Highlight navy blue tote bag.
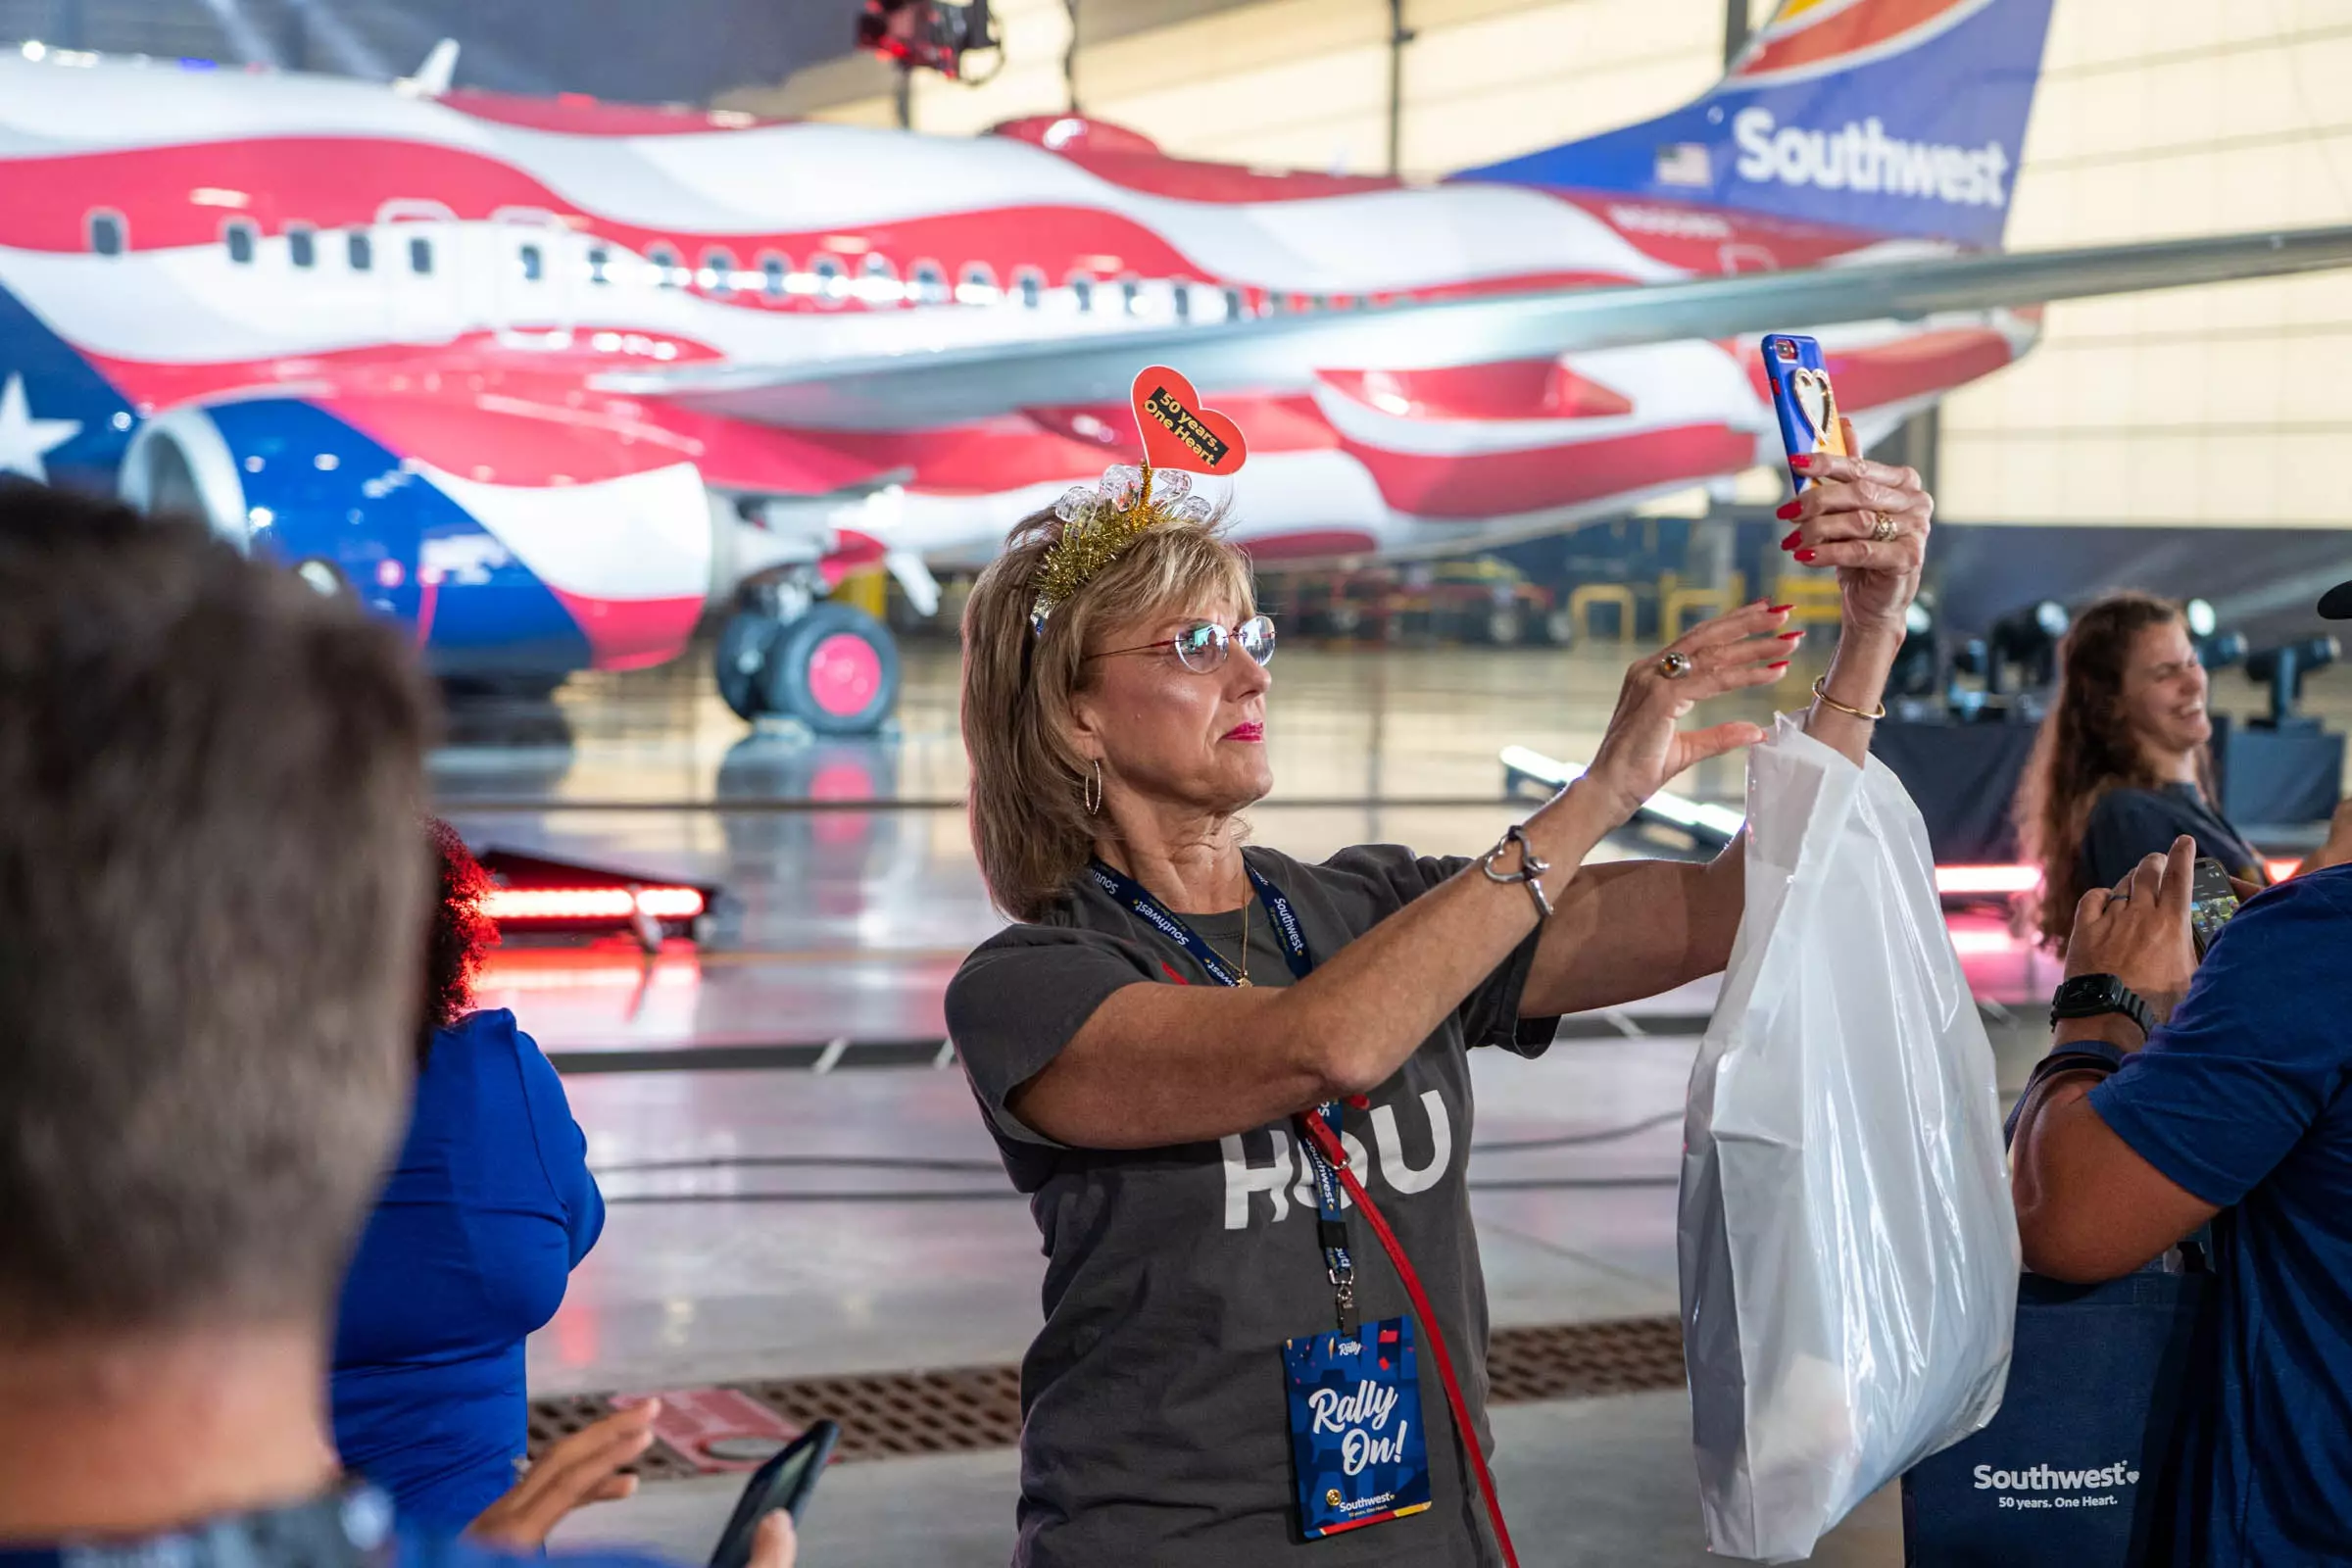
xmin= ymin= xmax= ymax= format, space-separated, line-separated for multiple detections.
xmin=1900 ymin=1254 xmax=2213 ymax=1565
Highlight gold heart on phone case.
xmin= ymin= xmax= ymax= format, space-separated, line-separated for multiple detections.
xmin=1790 ymin=367 xmax=1838 ymax=452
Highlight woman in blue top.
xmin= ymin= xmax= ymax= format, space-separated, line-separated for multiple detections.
xmin=332 ymin=821 xmax=607 ymax=1532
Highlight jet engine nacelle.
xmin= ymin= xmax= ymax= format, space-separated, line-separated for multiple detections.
xmin=119 ymin=395 xmax=714 ymax=679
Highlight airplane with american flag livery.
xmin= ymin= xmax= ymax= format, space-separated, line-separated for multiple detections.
xmin=4 ymin=0 xmax=2348 ymax=730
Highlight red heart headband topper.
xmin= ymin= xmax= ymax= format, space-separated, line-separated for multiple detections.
xmin=1131 ymin=365 xmax=1249 ymax=476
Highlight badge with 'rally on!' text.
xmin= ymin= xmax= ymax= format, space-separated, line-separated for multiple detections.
xmin=1283 ymin=1315 xmax=1432 ymax=1539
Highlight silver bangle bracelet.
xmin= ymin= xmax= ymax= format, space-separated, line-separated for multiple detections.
xmin=1478 ymin=823 xmax=1554 ymax=921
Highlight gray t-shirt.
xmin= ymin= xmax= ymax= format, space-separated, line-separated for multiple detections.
xmin=945 ymin=842 xmax=1559 ymax=1568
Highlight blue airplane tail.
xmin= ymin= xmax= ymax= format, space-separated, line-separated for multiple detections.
xmin=1456 ymin=0 xmax=2058 ymax=248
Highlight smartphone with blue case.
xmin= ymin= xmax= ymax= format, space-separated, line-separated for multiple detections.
xmin=1761 ymin=333 xmax=1846 ymax=492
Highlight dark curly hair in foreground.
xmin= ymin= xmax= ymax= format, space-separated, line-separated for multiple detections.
xmin=421 ymin=818 xmax=500 ymax=1061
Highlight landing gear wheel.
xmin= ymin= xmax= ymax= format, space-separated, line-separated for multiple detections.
xmin=715 ymin=609 xmax=785 ymax=720
xmin=759 ymin=603 xmax=901 ymax=736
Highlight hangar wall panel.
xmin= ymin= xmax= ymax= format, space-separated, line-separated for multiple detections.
xmin=1937 ymin=3 xmax=2352 ymax=528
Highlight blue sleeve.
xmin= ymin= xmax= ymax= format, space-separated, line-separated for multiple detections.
xmin=508 ymin=1020 xmax=605 ymax=1266
xmin=2088 ymin=869 xmax=2352 ymax=1207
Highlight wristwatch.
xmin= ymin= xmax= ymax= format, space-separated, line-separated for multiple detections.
xmin=2048 ymin=973 xmax=2154 ymax=1042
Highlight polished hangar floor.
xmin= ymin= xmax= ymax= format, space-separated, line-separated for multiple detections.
xmin=439 ymin=636 xmax=2141 ymax=1567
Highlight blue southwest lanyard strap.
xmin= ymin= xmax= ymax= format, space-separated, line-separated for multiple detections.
xmin=1086 ymin=857 xmax=1521 ymax=1561
xmin=1087 ymin=858 xmax=1358 ymax=1332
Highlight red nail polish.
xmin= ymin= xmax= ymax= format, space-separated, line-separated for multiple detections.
xmin=1779 ymin=630 xmax=1804 ymax=641
xmin=1794 ymin=549 xmax=1818 ymax=564
xmin=1768 ymin=660 xmax=1791 ymax=671
xmin=1788 ymin=454 xmax=1812 ymax=468
xmin=1768 ymin=603 xmax=1794 ymax=613
xmin=1775 ymin=502 xmax=1802 ymax=521
xmin=1780 ymin=529 xmax=1802 ymax=550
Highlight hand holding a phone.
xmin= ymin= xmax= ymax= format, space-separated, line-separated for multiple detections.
xmin=468 ymin=1399 xmax=660 ymax=1550
xmin=2063 ymin=836 xmax=2201 ymax=1031
xmin=1778 ymin=416 xmax=1933 ymax=646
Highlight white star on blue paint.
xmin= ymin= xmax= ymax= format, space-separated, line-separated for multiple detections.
xmin=0 ymin=374 xmax=80 ymax=482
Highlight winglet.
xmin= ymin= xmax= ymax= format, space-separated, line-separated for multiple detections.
xmin=396 ymin=38 xmax=459 ymax=97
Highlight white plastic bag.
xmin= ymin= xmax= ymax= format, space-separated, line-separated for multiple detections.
xmin=1680 ymin=716 xmax=2019 ymax=1562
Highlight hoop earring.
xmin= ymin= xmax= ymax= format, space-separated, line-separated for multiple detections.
xmin=1084 ymin=759 xmax=1103 ymax=816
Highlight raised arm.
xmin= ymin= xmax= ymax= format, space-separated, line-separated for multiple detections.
xmin=1007 ymin=609 xmax=1793 ymax=1150
xmin=1519 ymin=419 xmax=1933 ymax=1016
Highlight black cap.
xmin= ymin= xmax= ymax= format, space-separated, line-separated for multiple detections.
xmin=2323 ymin=580 xmax=2352 ymax=621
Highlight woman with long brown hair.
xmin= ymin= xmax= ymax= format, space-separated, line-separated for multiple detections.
xmin=2012 ymin=591 xmax=2352 ymax=953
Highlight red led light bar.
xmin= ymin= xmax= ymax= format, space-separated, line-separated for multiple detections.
xmin=1934 ymin=864 xmax=2039 ymax=896
xmin=485 ymin=885 xmax=708 ymax=923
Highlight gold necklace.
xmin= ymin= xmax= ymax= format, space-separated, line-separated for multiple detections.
xmin=1213 ymin=895 xmax=1252 ymax=986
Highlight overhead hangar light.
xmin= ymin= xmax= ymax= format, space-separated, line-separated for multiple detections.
xmin=2184 ymin=597 xmax=2218 ymax=638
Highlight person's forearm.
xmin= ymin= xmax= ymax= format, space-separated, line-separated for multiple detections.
xmin=1803 ymin=622 xmax=1899 ymax=767
xmin=2009 ymin=1069 xmax=2114 ymax=1280
xmin=1518 ymin=836 xmax=1745 ymax=1016
xmin=1016 ymin=781 xmax=1625 ymax=1148
xmin=1290 ymin=780 xmax=1619 ymax=1096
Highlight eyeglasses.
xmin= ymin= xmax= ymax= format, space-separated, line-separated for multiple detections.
xmin=1090 ymin=615 xmax=1277 ymax=673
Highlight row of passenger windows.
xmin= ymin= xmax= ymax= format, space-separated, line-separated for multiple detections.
xmin=78 ymin=209 xmax=1272 ymax=317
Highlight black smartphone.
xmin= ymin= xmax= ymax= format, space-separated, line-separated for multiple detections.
xmin=2190 ymin=857 xmax=2243 ymax=958
xmin=706 ymin=1420 xmax=840 ymax=1568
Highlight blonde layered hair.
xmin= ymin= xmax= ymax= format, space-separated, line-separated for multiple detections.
xmin=961 ymin=504 xmax=1252 ymax=921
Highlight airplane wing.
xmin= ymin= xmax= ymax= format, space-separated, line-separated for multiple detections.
xmin=595 ymin=224 xmax=2352 ymax=431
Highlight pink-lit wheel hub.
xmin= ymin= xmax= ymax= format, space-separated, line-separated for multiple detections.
xmin=807 ymin=632 xmax=883 ymax=716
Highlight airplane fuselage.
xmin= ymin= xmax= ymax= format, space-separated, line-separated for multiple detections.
xmin=0 ymin=50 xmax=2037 ymax=678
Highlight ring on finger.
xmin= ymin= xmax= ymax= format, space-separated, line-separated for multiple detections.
xmin=1657 ymin=650 xmax=1693 ymax=681
xmin=1869 ymin=511 xmax=1898 ymax=544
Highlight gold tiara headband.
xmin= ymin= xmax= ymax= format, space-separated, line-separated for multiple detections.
xmin=1029 ymin=365 xmax=1250 ymax=634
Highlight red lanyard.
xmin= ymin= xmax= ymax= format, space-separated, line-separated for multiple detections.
xmin=1298 ymin=1112 xmax=1522 ymax=1568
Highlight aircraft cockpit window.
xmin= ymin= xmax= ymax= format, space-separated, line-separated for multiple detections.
xmin=1223 ymin=286 xmax=1245 ymax=320
xmin=810 ymin=254 xmax=848 ymax=305
xmin=587 ymin=245 xmax=612 ymax=285
xmin=957 ymin=263 xmax=999 ymax=305
xmin=1119 ymin=278 xmax=1142 ymax=317
xmin=1013 ymin=268 xmax=1044 ymax=309
xmin=1068 ymin=273 xmax=1094 ymax=314
xmin=408 ymin=236 xmax=434 ymax=275
xmin=87 ymin=211 xmax=125 ymax=256
xmin=224 ymin=220 xmax=257 ymax=266
xmin=347 ymin=231 xmax=373 ymax=271
xmin=518 ymin=243 xmax=544 ymax=282
xmin=649 ymin=243 xmax=681 ymax=288
xmin=703 ymin=248 xmax=737 ymax=294
xmin=1172 ymin=282 xmax=1191 ymax=322
xmin=910 ymin=261 xmax=948 ymax=305
xmin=760 ymin=253 xmax=789 ymax=298
xmin=288 ymin=226 xmax=317 ymax=270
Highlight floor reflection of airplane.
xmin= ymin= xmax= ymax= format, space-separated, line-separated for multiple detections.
xmin=5 ymin=0 xmax=2350 ymax=734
